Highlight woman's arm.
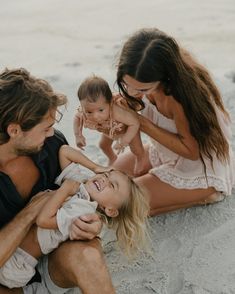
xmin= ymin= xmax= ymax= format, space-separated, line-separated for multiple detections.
xmin=139 ymin=101 xmax=200 ymax=160
xmin=0 ymin=191 xmax=49 ymax=267
xmin=113 ymin=104 xmax=140 ymax=146
xmin=36 ymin=180 xmax=80 ymax=230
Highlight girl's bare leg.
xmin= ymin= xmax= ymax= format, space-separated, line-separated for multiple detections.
xmin=99 ymin=134 xmax=117 ymax=165
xmin=112 ymin=146 xmax=216 ymax=216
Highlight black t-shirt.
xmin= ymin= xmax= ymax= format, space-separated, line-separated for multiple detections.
xmin=0 ymin=129 xmax=68 ymax=229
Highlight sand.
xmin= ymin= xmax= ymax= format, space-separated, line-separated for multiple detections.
xmin=1 ymin=0 xmax=235 ymax=293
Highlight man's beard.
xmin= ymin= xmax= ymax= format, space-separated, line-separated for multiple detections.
xmin=15 ymin=145 xmax=42 ymax=156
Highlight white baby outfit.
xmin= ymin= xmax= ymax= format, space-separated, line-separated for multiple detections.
xmin=142 ymin=96 xmax=235 ymax=195
xmin=0 ymin=163 xmax=97 ymax=288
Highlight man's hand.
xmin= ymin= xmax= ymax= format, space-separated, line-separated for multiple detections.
xmin=69 ymin=213 xmax=102 ymax=241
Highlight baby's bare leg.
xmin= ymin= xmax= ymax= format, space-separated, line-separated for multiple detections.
xmin=99 ymin=134 xmax=117 ymax=165
xmin=129 ymin=132 xmax=148 ymax=176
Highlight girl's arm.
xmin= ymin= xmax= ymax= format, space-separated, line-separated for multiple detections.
xmin=36 ymin=180 xmax=80 ymax=229
xmin=59 ymin=145 xmax=110 ymax=174
xmin=139 ymin=99 xmax=200 ymax=160
xmin=113 ymin=104 xmax=140 ymax=147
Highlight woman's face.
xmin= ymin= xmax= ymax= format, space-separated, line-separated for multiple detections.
xmin=122 ymin=75 xmax=160 ymax=99
xmin=84 ymin=170 xmax=130 ymax=217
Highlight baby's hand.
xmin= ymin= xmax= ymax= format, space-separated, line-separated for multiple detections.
xmin=93 ymin=165 xmax=113 ymax=174
xmin=75 ymin=134 xmax=86 ymax=150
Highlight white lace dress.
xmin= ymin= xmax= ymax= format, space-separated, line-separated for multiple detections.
xmin=142 ymin=97 xmax=235 ymax=195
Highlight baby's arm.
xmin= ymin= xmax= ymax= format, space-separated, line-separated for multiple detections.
xmin=113 ymin=104 xmax=140 ymax=148
xmin=73 ymin=110 xmax=86 ymax=150
xmin=36 ymin=180 xmax=80 ymax=229
xmin=59 ymin=145 xmax=111 ymax=173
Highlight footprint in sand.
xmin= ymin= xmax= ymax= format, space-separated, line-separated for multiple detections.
xmin=64 ymin=62 xmax=81 ymax=67
xmin=159 ymin=237 xmax=182 ymax=258
xmin=167 ymin=270 xmax=184 ymax=294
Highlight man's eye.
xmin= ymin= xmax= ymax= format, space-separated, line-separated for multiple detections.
xmin=99 ymin=109 xmax=104 ymax=112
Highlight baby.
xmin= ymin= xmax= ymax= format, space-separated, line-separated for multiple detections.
xmin=73 ymin=75 xmax=146 ymax=176
xmin=0 ymin=145 xmax=150 ymax=289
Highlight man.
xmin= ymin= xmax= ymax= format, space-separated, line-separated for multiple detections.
xmin=0 ymin=68 xmax=115 ymax=293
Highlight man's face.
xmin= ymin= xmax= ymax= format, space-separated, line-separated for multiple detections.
xmin=14 ymin=109 xmax=56 ymax=156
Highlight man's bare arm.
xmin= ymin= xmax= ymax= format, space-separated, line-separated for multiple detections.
xmin=0 ymin=191 xmax=49 ymax=266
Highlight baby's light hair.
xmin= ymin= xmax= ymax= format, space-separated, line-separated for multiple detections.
xmin=101 ymin=174 xmax=150 ymax=258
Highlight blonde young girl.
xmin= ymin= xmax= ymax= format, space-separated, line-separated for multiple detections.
xmin=73 ymin=75 xmax=147 ymax=176
xmin=0 ymin=145 xmax=149 ymax=289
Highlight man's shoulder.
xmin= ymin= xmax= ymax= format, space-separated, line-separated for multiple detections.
xmin=46 ymin=129 xmax=68 ymax=147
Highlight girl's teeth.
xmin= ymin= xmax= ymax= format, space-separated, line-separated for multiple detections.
xmin=94 ymin=180 xmax=101 ymax=191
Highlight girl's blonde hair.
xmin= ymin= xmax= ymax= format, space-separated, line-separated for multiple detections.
xmin=101 ymin=175 xmax=150 ymax=257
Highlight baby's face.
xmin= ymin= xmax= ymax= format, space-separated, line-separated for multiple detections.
xmin=81 ymin=95 xmax=110 ymax=122
xmin=85 ymin=170 xmax=130 ymax=213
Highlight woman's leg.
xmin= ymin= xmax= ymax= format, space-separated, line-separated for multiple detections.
xmin=112 ymin=146 xmax=216 ymax=216
xmin=135 ymin=173 xmax=215 ymax=215
xmin=112 ymin=144 xmax=151 ymax=176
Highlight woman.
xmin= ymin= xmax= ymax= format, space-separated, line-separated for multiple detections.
xmin=113 ymin=28 xmax=235 ymax=216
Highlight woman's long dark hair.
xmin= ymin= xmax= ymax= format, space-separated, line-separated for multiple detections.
xmin=117 ymin=28 xmax=230 ymax=163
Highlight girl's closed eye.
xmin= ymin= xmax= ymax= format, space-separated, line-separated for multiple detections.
xmin=104 ymin=173 xmax=109 ymax=178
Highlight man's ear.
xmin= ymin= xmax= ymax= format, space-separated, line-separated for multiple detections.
xmin=104 ymin=207 xmax=119 ymax=218
xmin=7 ymin=124 xmax=22 ymax=138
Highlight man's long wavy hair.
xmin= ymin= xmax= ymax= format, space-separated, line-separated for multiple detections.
xmin=0 ymin=68 xmax=67 ymax=144
xmin=117 ymin=28 xmax=230 ymax=164
xmin=100 ymin=175 xmax=150 ymax=258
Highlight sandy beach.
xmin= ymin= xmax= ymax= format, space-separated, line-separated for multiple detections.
xmin=1 ymin=0 xmax=235 ymax=293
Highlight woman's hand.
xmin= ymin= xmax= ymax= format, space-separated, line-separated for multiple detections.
xmin=69 ymin=213 xmax=102 ymax=241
